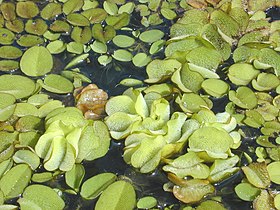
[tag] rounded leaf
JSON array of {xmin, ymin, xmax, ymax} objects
[
  {"xmin": 112, "ymin": 49, "xmax": 133, "ymax": 62},
  {"xmin": 0, "ymin": 46, "xmax": 22, "ymax": 59},
  {"xmin": 234, "ymin": 183, "xmax": 261, "ymax": 201},
  {"xmin": 0, "ymin": 28, "xmax": 14, "ymax": 45},
  {"xmin": 16, "ymin": 1, "xmax": 39, "ymax": 18},
  {"xmin": 137, "ymin": 196, "xmax": 157, "ymax": 209},
  {"xmin": 42, "ymin": 74, "xmax": 74, "ymax": 94},
  {"xmin": 0, "ymin": 75, "xmax": 35, "ymax": 99},
  {"xmin": 18, "ymin": 184, "xmax": 65, "ymax": 210},
  {"xmin": 267, "ymin": 161, "xmax": 280, "ymax": 184},
  {"xmin": 80, "ymin": 173, "xmax": 117, "ymax": 200},
  {"xmin": 113, "ymin": 35, "xmax": 135, "ymax": 48},
  {"xmin": 139, "ymin": 30, "xmax": 164, "ymax": 43},
  {"xmin": 95, "ymin": 181, "xmax": 136, "ymax": 210},
  {"xmin": 20, "ymin": 46, "xmax": 53, "ymax": 77},
  {"xmin": 0, "ymin": 164, "xmax": 32, "ymax": 199}
]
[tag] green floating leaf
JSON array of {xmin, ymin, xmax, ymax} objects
[
  {"xmin": 130, "ymin": 135, "xmax": 165, "ymax": 173},
  {"xmin": 82, "ymin": 0, "xmax": 99, "ymax": 10},
  {"xmin": 235, "ymin": 183, "xmax": 261, "ymax": 201},
  {"xmin": 61, "ymin": 70, "xmax": 91, "ymax": 83},
  {"xmin": 65, "ymin": 164, "xmax": 85, "ymax": 192},
  {"xmin": 210, "ymin": 9, "xmax": 239, "ymax": 38},
  {"xmin": 16, "ymin": 34, "xmax": 44, "ymax": 47},
  {"xmin": 95, "ymin": 181, "xmax": 136, "ymax": 210},
  {"xmin": 90, "ymin": 41, "xmax": 107, "ymax": 54},
  {"xmin": 27, "ymin": 94, "xmax": 50, "ymax": 106},
  {"xmin": 6, "ymin": 19, "xmax": 24, "ymax": 33},
  {"xmin": 67, "ymin": 42, "xmax": 84, "ymax": 54},
  {"xmin": 98, "ymin": 55, "xmax": 112, "ymax": 66},
  {"xmin": 201, "ymin": 23, "xmax": 231, "ymax": 61},
  {"xmin": 41, "ymin": 2, "xmax": 62, "ymax": 20},
  {"xmin": 119, "ymin": 78, "xmax": 143, "ymax": 87},
  {"xmin": 50, "ymin": 20, "xmax": 71, "ymax": 33},
  {"xmin": 0, "ymin": 46, "xmax": 22, "ymax": 59},
  {"xmin": 201, "ymin": 79, "xmax": 229, "ymax": 98},
  {"xmin": 112, "ymin": 49, "xmax": 133, "ymax": 62},
  {"xmin": 0, "ymin": 2, "xmax": 16, "ymax": 21},
  {"xmin": 150, "ymin": 39, "xmax": 165, "ymax": 54},
  {"xmin": 18, "ymin": 184, "xmax": 65, "ymax": 210},
  {"xmin": 118, "ymin": 2, "xmax": 135, "ymax": 14},
  {"xmin": 0, "ymin": 204, "xmax": 19, "ymax": 209},
  {"xmin": 0, "ymin": 28, "xmax": 14, "ymax": 45},
  {"xmin": 16, "ymin": 1, "xmax": 39, "ymax": 18},
  {"xmin": 103, "ymin": 1, "xmax": 118, "ymax": 15},
  {"xmin": 132, "ymin": 53, "xmax": 151, "ymax": 67},
  {"xmin": 25, "ymin": 18, "xmax": 48, "ymax": 35},
  {"xmin": 71, "ymin": 26, "xmax": 92, "ymax": 44},
  {"xmin": 242, "ymin": 162, "xmax": 270, "ymax": 188},
  {"xmin": 92, "ymin": 24, "xmax": 116, "ymax": 43},
  {"xmin": 113, "ymin": 35, "xmax": 135, "ymax": 48},
  {"xmin": 20, "ymin": 46, "xmax": 53, "ymax": 77},
  {"xmin": 252, "ymin": 73, "xmax": 280, "ymax": 91},
  {"xmin": 161, "ymin": 7, "xmax": 177, "ymax": 20},
  {"xmin": 42, "ymin": 135, "xmax": 66, "ymax": 171},
  {"xmin": 65, "ymin": 53, "xmax": 89, "ymax": 69},
  {"xmin": 15, "ymin": 115, "xmax": 42, "ymax": 132},
  {"xmin": 196, "ymin": 200, "xmax": 226, "ymax": 210},
  {"xmin": 165, "ymin": 37, "xmax": 201, "ymax": 58},
  {"xmin": 41, "ymin": 74, "xmax": 74, "ymax": 94},
  {"xmin": 139, "ymin": 29, "xmax": 164, "ymax": 43},
  {"xmin": 253, "ymin": 190, "xmax": 274, "ymax": 210},
  {"xmin": 0, "ymin": 105, "xmax": 16, "ymax": 122},
  {"xmin": 0, "ymin": 93, "xmax": 15, "ymax": 109},
  {"xmin": 267, "ymin": 161, "xmax": 280, "ymax": 184},
  {"xmin": 145, "ymin": 59, "xmax": 182, "ymax": 83},
  {"xmin": 14, "ymin": 103, "xmax": 39, "ymax": 117},
  {"xmin": 13, "ymin": 150, "xmax": 40, "ymax": 170},
  {"xmin": 62, "ymin": 0, "xmax": 83, "ymax": 15},
  {"xmin": 105, "ymin": 95, "xmax": 136, "ymax": 116},
  {"xmin": 186, "ymin": 46, "xmax": 222, "ymax": 77},
  {"xmin": 177, "ymin": 9, "xmax": 208, "ymax": 26},
  {"xmin": 105, "ymin": 13, "xmax": 130, "ymax": 29},
  {"xmin": 0, "ymin": 75, "xmax": 35, "ymax": 99},
  {"xmin": 175, "ymin": 93, "xmax": 211, "ymax": 114},
  {"xmin": 163, "ymin": 151, "xmax": 210, "ymax": 179},
  {"xmin": 32, "ymin": 172, "xmax": 53, "ymax": 183},
  {"xmin": 228, "ymin": 86, "xmax": 258, "ymax": 109},
  {"xmin": 0, "ymin": 164, "xmax": 31, "ymax": 200},
  {"xmin": 228, "ymin": 63, "xmax": 260, "ymax": 86},
  {"xmin": 67, "ymin": 13, "xmax": 90, "ymax": 26},
  {"xmin": 171, "ymin": 63, "xmax": 204, "ymax": 93},
  {"xmin": 173, "ymin": 179, "xmax": 215, "ymax": 204},
  {"xmin": 82, "ymin": 8, "xmax": 107, "ymax": 24},
  {"xmin": 257, "ymin": 104, "xmax": 279, "ymax": 123},
  {"xmin": 274, "ymin": 194, "xmax": 280, "ymax": 210},
  {"xmin": 188, "ymin": 126, "xmax": 233, "ymax": 159},
  {"xmin": 233, "ymin": 46, "xmax": 260, "ymax": 63},
  {"xmin": 80, "ymin": 173, "xmax": 117, "ymax": 200},
  {"xmin": 0, "ymin": 60, "xmax": 19, "ymax": 72},
  {"xmin": 137, "ymin": 196, "xmax": 157, "ymax": 209},
  {"xmin": 47, "ymin": 40, "xmax": 66, "ymax": 54},
  {"xmin": 255, "ymin": 48, "xmax": 280, "ymax": 76},
  {"xmin": 0, "ymin": 159, "xmax": 13, "ymax": 180},
  {"xmin": 38, "ymin": 100, "xmax": 64, "ymax": 118}
]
